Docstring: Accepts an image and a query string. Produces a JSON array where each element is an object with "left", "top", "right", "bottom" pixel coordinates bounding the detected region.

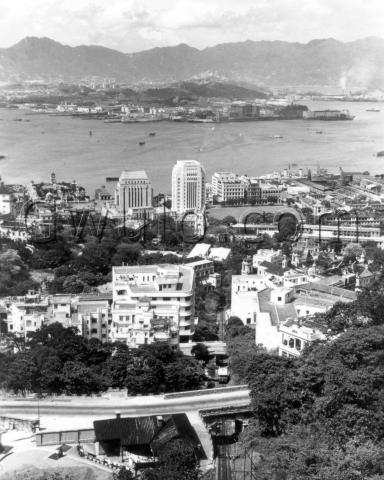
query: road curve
[{"left": 0, "top": 389, "right": 251, "bottom": 430}]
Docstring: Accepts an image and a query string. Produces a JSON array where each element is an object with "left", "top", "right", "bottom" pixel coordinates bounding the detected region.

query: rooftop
[{"left": 119, "top": 170, "right": 148, "bottom": 180}]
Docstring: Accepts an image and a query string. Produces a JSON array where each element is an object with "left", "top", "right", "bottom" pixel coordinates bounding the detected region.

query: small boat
[
  {"left": 139, "top": 141, "right": 145, "bottom": 146},
  {"left": 273, "top": 135, "right": 283, "bottom": 139},
  {"left": 89, "top": 130, "right": 92, "bottom": 136},
  {"left": 149, "top": 132, "right": 156, "bottom": 137},
  {"left": 315, "top": 130, "right": 323, "bottom": 134},
  {"left": 0, "top": 155, "right": 6, "bottom": 160},
  {"left": 377, "top": 151, "right": 384, "bottom": 157},
  {"left": 366, "top": 109, "right": 380, "bottom": 112}
]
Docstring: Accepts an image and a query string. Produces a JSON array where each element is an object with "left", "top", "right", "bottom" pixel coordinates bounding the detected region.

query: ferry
[{"left": 366, "top": 108, "right": 380, "bottom": 112}]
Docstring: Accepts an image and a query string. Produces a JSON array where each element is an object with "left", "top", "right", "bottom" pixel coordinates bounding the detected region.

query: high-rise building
[
  {"left": 171, "top": 160, "right": 205, "bottom": 215},
  {"left": 115, "top": 171, "right": 153, "bottom": 219}
]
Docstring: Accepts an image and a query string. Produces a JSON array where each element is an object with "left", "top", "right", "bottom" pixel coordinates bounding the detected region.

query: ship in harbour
[{"left": 303, "top": 109, "right": 355, "bottom": 120}]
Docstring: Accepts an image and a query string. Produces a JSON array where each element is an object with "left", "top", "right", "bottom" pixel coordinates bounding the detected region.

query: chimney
[{"left": 115, "top": 411, "right": 121, "bottom": 419}]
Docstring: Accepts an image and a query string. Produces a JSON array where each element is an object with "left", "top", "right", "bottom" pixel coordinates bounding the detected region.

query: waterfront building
[
  {"left": 171, "top": 160, "right": 206, "bottom": 215},
  {"left": 115, "top": 171, "right": 153, "bottom": 219},
  {"left": 239, "top": 175, "right": 262, "bottom": 204},
  {"left": 111, "top": 264, "right": 195, "bottom": 347},
  {"left": 260, "top": 183, "right": 281, "bottom": 204},
  {"left": 211, "top": 172, "right": 245, "bottom": 204}
]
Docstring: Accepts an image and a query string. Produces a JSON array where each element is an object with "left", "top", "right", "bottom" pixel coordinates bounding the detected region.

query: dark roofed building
[
  {"left": 150, "top": 414, "right": 204, "bottom": 459},
  {"left": 94, "top": 415, "right": 159, "bottom": 456},
  {"left": 93, "top": 413, "right": 203, "bottom": 459}
]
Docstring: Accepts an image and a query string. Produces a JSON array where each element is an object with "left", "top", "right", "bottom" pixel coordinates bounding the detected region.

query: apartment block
[{"left": 112, "top": 264, "right": 195, "bottom": 347}]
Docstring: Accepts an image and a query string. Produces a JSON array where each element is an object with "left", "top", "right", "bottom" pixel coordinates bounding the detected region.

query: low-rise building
[
  {"left": 279, "top": 318, "right": 326, "bottom": 358},
  {"left": 5, "top": 291, "right": 49, "bottom": 337}
]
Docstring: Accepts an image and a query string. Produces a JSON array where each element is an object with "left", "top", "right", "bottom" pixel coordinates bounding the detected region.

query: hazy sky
[{"left": 0, "top": 0, "right": 383, "bottom": 51}]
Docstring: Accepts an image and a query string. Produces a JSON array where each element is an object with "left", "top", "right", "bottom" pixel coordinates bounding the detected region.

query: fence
[{"left": 35, "top": 428, "right": 95, "bottom": 446}]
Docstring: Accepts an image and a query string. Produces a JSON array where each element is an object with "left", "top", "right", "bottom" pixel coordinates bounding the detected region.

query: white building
[
  {"left": 0, "top": 185, "right": 16, "bottom": 216},
  {"left": 5, "top": 291, "right": 49, "bottom": 337},
  {"left": 279, "top": 319, "right": 326, "bottom": 358},
  {"left": 211, "top": 172, "right": 245, "bottom": 203},
  {"left": 77, "top": 294, "right": 112, "bottom": 342},
  {"left": 111, "top": 264, "right": 195, "bottom": 347},
  {"left": 171, "top": 160, "right": 206, "bottom": 215},
  {"left": 253, "top": 249, "right": 282, "bottom": 269},
  {"left": 115, "top": 171, "right": 153, "bottom": 219}
]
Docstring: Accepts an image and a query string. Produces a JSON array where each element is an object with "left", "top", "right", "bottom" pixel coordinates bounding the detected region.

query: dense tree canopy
[{"left": 0, "top": 325, "right": 204, "bottom": 397}]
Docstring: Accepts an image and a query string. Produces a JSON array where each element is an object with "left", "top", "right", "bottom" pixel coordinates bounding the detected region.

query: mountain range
[{"left": 0, "top": 36, "right": 384, "bottom": 89}]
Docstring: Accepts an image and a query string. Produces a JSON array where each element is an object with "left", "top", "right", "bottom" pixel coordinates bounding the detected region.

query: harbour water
[{"left": 0, "top": 101, "right": 383, "bottom": 194}]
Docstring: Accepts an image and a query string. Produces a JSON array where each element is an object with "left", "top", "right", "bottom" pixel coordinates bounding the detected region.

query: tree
[
  {"left": 192, "top": 324, "right": 218, "bottom": 342},
  {"left": 5, "top": 352, "right": 39, "bottom": 396},
  {"left": 104, "top": 343, "right": 132, "bottom": 388},
  {"left": 113, "top": 466, "right": 134, "bottom": 480},
  {"left": 226, "top": 316, "right": 244, "bottom": 330},
  {"left": 144, "top": 439, "right": 199, "bottom": 480},
  {"left": 246, "top": 353, "right": 307, "bottom": 436},
  {"left": 221, "top": 216, "right": 237, "bottom": 226},
  {"left": 191, "top": 343, "right": 211, "bottom": 364},
  {"left": 164, "top": 357, "right": 205, "bottom": 392},
  {"left": 61, "top": 361, "right": 106, "bottom": 395}
]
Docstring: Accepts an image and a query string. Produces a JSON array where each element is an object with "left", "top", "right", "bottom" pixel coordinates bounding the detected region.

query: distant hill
[
  {"left": 0, "top": 36, "right": 384, "bottom": 89},
  {"left": 137, "top": 81, "right": 269, "bottom": 103}
]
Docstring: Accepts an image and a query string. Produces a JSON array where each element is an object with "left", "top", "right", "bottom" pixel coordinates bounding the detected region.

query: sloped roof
[
  {"left": 94, "top": 416, "right": 158, "bottom": 447},
  {"left": 150, "top": 414, "right": 203, "bottom": 458}
]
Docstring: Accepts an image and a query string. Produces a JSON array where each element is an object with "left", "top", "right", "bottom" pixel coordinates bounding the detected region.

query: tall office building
[
  {"left": 171, "top": 160, "right": 206, "bottom": 215},
  {"left": 115, "top": 170, "right": 153, "bottom": 219}
]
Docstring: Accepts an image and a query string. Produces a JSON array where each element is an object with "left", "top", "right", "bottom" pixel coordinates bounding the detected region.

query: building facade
[
  {"left": 171, "top": 160, "right": 206, "bottom": 215},
  {"left": 111, "top": 264, "right": 195, "bottom": 347},
  {"left": 211, "top": 172, "right": 245, "bottom": 204},
  {"left": 115, "top": 171, "right": 153, "bottom": 219}
]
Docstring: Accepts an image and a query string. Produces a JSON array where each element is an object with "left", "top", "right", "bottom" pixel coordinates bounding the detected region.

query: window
[
  {"left": 247, "top": 318, "right": 251, "bottom": 324},
  {"left": 289, "top": 338, "right": 294, "bottom": 348},
  {"left": 295, "top": 339, "right": 302, "bottom": 351},
  {"left": 278, "top": 296, "right": 282, "bottom": 301}
]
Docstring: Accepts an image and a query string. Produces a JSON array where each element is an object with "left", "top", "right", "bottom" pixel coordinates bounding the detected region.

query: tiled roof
[
  {"left": 94, "top": 416, "right": 159, "bottom": 450},
  {"left": 150, "top": 414, "right": 202, "bottom": 458}
]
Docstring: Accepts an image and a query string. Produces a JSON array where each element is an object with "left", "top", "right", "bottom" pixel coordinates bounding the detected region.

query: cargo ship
[{"left": 303, "top": 109, "right": 355, "bottom": 120}]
